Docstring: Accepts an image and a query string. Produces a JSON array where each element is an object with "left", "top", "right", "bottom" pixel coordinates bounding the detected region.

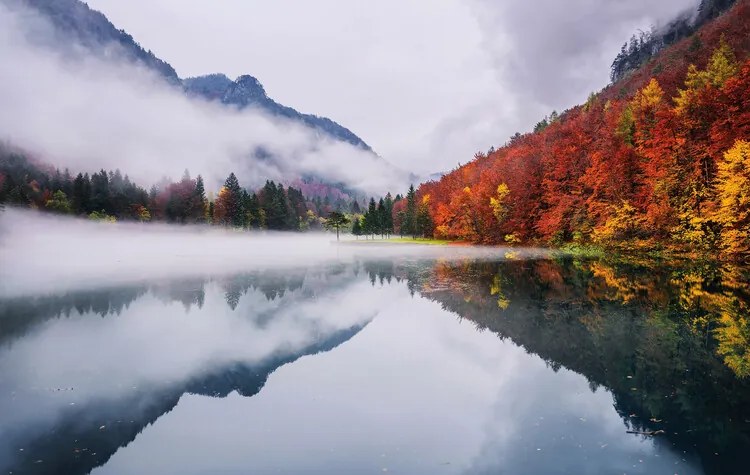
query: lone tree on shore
[{"left": 325, "top": 211, "right": 350, "bottom": 241}]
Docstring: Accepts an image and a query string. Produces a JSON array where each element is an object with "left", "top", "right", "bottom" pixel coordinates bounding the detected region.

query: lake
[{"left": 1, "top": 255, "right": 749, "bottom": 474}]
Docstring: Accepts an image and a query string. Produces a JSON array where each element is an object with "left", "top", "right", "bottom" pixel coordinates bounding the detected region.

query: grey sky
[{"left": 85, "top": 0, "right": 696, "bottom": 174}]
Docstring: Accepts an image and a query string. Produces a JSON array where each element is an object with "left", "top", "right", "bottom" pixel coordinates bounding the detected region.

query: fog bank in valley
[
  {"left": 0, "top": 209, "right": 547, "bottom": 298},
  {"left": 0, "top": 1, "right": 407, "bottom": 195}
]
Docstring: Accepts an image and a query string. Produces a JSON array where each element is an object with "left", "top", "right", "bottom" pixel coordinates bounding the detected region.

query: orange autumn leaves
[{"left": 419, "top": 39, "right": 750, "bottom": 259}]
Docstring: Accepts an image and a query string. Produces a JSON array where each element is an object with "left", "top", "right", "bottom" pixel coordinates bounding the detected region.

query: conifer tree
[
  {"left": 377, "top": 198, "right": 387, "bottom": 238},
  {"left": 193, "top": 175, "right": 207, "bottom": 223},
  {"left": 365, "top": 197, "right": 378, "bottom": 238},
  {"left": 352, "top": 217, "right": 362, "bottom": 239},
  {"left": 223, "top": 172, "right": 244, "bottom": 227},
  {"left": 405, "top": 185, "right": 417, "bottom": 238},
  {"left": 384, "top": 192, "right": 394, "bottom": 237}
]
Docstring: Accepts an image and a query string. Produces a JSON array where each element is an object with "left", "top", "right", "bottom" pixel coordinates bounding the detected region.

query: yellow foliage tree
[
  {"left": 634, "top": 78, "right": 664, "bottom": 110},
  {"left": 675, "top": 38, "right": 738, "bottom": 113},
  {"left": 632, "top": 78, "right": 664, "bottom": 142},
  {"left": 592, "top": 200, "right": 643, "bottom": 243},
  {"left": 489, "top": 183, "right": 510, "bottom": 223},
  {"left": 713, "top": 140, "right": 750, "bottom": 256},
  {"left": 213, "top": 186, "right": 230, "bottom": 225}
]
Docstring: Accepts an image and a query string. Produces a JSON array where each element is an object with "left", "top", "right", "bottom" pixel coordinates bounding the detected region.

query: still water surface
[{"left": 1, "top": 256, "right": 749, "bottom": 474}]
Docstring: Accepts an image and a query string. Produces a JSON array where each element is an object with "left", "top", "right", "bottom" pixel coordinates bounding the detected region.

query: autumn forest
[{"left": 418, "top": 1, "right": 750, "bottom": 259}]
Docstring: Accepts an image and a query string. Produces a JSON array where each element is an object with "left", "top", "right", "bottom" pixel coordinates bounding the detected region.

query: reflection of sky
[
  {"left": 87, "top": 278, "right": 702, "bottom": 475},
  {"left": 0, "top": 270, "right": 380, "bottom": 471}
]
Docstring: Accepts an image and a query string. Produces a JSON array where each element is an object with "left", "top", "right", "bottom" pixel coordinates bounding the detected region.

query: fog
[
  {"left": 0, "top": 209, "right": 547, "bottom": 298},
  {"left": 0, "top": 1, "right": 408, "bottom": 195}
]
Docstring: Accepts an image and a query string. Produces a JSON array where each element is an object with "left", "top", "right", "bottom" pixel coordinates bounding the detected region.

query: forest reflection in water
[{"left": 0, "top": 255, "right": 749, "bottom": 474}]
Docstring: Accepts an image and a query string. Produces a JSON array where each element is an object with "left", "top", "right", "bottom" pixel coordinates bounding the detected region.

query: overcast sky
[{"left": 84, "top": 0, "right": 696, "bottom": 175}]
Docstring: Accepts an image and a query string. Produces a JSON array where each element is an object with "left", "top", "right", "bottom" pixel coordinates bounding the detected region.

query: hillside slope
[
  {"left": 418, "top": 0, "right": 750, "bottom": 259},
  {"left": 7, "top": 0, "right": 371, "bottom": 151}
]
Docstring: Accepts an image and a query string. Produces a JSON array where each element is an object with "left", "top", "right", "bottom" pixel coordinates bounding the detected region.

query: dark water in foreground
[{"left": 1, "top": 256, "right": 750, "bottom": 475}]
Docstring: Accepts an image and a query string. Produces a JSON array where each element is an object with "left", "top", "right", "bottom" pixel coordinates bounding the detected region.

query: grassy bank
[{"left": 347, "top": 237, "right": 458, "bottom": 246}]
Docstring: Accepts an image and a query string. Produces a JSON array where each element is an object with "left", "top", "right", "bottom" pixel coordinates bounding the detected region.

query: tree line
[
  {"left": 350, "top": 185, "right": 432, "bottom": 239},
  {"left": 417, "top": 13, "right": 750, "bottom": 260},
  {"left": 0, "top": 150, "right": 439, "bottom": 239},
  {"left": 0, "top": 151, "right": 356, "bottom": 231}
]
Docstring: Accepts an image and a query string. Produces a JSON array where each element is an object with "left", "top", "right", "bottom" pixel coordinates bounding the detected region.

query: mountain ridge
[{"left": 10, "top": 0, "right": 372, "bottom": 152}]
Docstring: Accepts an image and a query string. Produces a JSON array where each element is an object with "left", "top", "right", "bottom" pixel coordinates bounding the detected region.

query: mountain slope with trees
[{"left": 417, "top": 0, "right": 750, "bottom": 260}]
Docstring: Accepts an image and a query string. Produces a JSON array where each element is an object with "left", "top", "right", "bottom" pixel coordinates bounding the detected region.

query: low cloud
[
  {"left": 0, "top": 209, "right": 549, "bottom": 298},
  {"left": 0, "top": 2, "right": 408, "bottom": 196},
  {"left": 467, "top": 0, "right": 698, "bottom": 138}
]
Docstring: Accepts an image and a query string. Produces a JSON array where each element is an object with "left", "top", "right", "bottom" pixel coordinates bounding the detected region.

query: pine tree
[
  {"left": 246, "top": 192, "right": 260, "bottom": 228},
  {"left": 405, "top": 185, "right": 417, "bottom": 238},
  {"left": 193, "top": 175, "right": 207, "bottom": 223},
  {"left": 352, "top": 217, "right": 362, "bottom": 239},
  {"left": 384, "top": 192, "right": 394, "bottom": 237},
  {"left": 90, "top": 170, "right": 111, "bottom": 214},
  {"left": 71, "top": 173, "right": 91, "bottom": 214},
  {"left": 365, "top": 197, "right": 378, "bottom": 238},
  {"left": 222, "top": 172, "right": 244, "bottom": 227},
  {"left": 377, "top": 198, "right": 387, "bottom": 237}
]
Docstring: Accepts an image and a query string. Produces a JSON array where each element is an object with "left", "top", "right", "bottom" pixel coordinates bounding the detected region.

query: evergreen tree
[
  {"left": 377, "top": 198, "right": 387, "bottom": 237},
  {"left": 223, "top": 172, "right": 244, "bottom": 227},
  {"left": 364, "top": 197, "right": 378, "bottom": 238},
  {"left": 416, "top": 200, "right": 433, "bottom": 238},
  {"left": 405, "top": 185, "right": 417, "bottom": 238},
  {"left": 90, "top": 170, "right": 111, "bottom": 214},
  {"left": 384, "top": 193, "right": 394, "bottom": 237},
  {"left": 71, "top": 173, "right": 91, "bottom": 214},
  {"left": 262, "top": 181, "right": 287, "bottom": 230},
  {"left": 352, "top": 217, "right": 362, "bottom": 239},
  {"left": 397, "top": 210, "right": 407, "bottom": 237},
  {"left": 278, "top": 184, "right": 298, "bottom": 230},
  {"left": 246, "top": 192, "right": 260, "bottom": 228},
  {"left": 193, "top": 175, "right": 207, "bottom": 223}
]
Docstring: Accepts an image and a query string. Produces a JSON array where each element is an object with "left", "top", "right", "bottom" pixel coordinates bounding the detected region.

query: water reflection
[
  {"left": 403, "top": 257, "right": 750, "bottom": 474},
  {"left": 0, "top": 257, "right": 749, "bottom": 474},
  {"left": 0, "top": 266, "right": 374, "bottom": 475}
]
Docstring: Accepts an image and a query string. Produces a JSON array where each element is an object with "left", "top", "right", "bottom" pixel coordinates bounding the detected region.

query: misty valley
[
  {"left": 4, "top": 0, "right": 750, "bottom": 473},
  {"left": 1, "top": 255, "right": 750, "bottom": 474}
]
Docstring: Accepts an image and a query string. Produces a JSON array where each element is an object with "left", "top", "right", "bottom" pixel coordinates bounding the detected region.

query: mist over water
[
  {"left": 0, "top": 209, "right": 546, "bottom": 298},
  {"left": 3, "top": 251, "right": 743, "bottom": 474}
]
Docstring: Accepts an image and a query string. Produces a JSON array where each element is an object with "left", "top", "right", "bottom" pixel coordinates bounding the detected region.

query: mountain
[
  {"left": 610, "top": 0, "right": 738, "bottom": 82},
  {"left": 185, "top": 74, "right": 371, "bottom": 149},
  {"left": 10, "top": 0, "right": 372, "bottom": 151},
  {"left": 417, "top": 0, "right": 750, "bottom": 257},
  {"left": 17, "top": 0, "right": 180, "bottom": 83}
]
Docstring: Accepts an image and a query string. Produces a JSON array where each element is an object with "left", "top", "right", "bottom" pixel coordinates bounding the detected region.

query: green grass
[{"left": 349, "top": 237, "right": 456, "bottom": 245}]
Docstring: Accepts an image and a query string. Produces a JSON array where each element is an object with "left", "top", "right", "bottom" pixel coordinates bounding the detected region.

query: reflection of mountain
[
  {"left": 0, "top": 266, "right": 371, "bottom": 474},
  {"left": 0, "top": 285, "right": 149, "bottom": 347},
  {"left": 376, "top": 259, "right": 750, "bottom": 475},
  {"left": 3, "top": 323, "right": 365, "bottom": 475},
  {"left": 0, "top": 270, "right": 310, "bottom": 348}
]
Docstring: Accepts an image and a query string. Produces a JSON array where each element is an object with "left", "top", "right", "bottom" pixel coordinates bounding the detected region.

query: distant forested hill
[{"left": 610, "top": 0, "right": 737, "bottom": 82}]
